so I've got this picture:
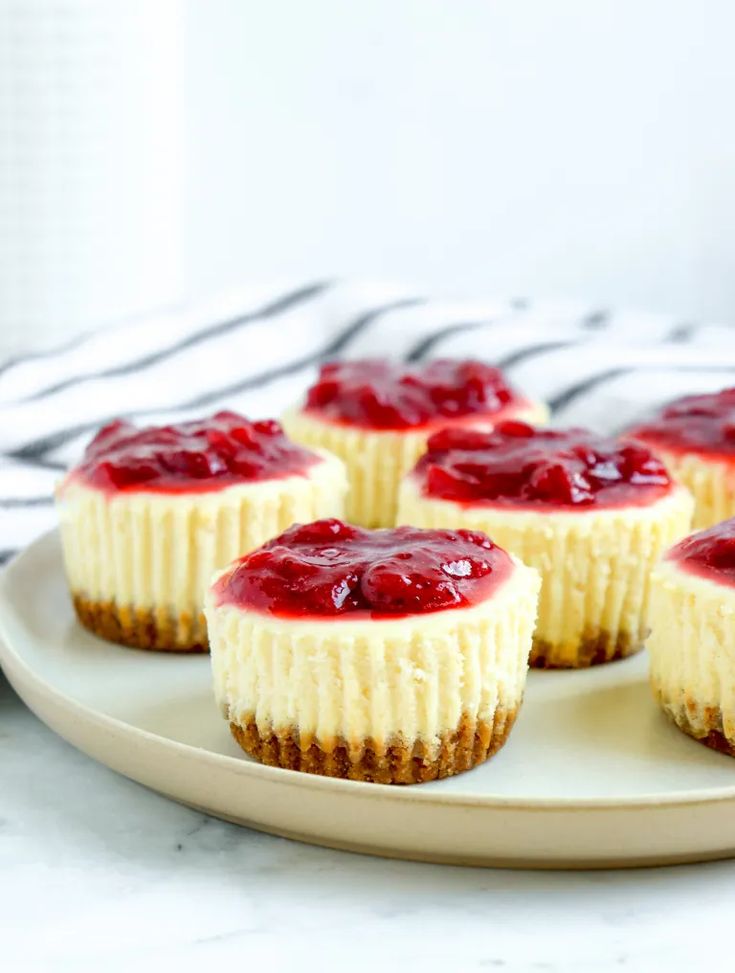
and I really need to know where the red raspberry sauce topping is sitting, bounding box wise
[667,518,735,587]
[629,387,735,459]
[71,412,319,493]
[303,358,522,430]
[214,519,512,618]
[413,421,672,509]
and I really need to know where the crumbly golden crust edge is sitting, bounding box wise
[72,594,208,653]
[229,708,519,784]
[653,686,735,758]
[530,629,644,669]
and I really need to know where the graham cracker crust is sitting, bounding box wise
[73,594,208,653]
[531,629,644,669]
[653,687,735,757]
[229,708,518,784]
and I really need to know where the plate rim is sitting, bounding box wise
[2,529,735,813]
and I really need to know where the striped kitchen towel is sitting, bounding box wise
[1,279,734,563]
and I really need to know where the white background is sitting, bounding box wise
[2,0,735,354]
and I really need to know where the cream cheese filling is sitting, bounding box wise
[648,558,735,737]
[397,477,694,660]
[206,559,540,747]
[281,399,549,528]
[56,449,348,618]
[644,445,735,530]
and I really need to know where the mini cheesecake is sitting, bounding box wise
[628,387,735,529]
[282,359,548,528]
[205,519,540,783]
[398,422,693,668]
[56,412,347,651]
[648,519,735,755]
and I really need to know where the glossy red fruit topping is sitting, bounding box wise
[214,518,512,618]
[628,387,735,458]
[75,412,318,493]
[303,359,520,430]
[667,518,735,587]
[414,422,671,509]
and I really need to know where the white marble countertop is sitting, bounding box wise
[2,667,732,973]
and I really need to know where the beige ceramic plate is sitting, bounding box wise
[2,531,735,868]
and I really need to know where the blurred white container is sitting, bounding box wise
[0,0,185,354]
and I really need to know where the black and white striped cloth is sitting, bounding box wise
[2,279,734,564]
